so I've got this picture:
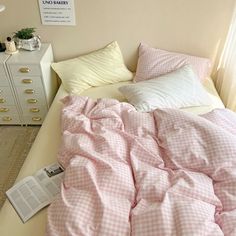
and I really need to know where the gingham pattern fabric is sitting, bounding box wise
[46,96,236,236]
[134,43,211,82]
[201,108,236,136]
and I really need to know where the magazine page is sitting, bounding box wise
[6,176,51,223]
[33,163,64,200]
[6,163,64,223]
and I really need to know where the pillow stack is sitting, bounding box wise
[119,43,212,112]
[52,41,213,113]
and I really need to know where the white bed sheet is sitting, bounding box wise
[0,78,224,236]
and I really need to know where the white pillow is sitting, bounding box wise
[119,65,211,112]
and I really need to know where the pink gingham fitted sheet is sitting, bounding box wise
[46,96,236,236]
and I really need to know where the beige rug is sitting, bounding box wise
[0,126,40,208]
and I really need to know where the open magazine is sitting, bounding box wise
[6,163,64,223]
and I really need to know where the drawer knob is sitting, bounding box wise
[30,108,40,113]
[0,98,5,103]
[32,117,41,121]
[0,107,9,112]
[25,89,35,94]
[22,79,33,84]
[19,67,30,73]
[2,116,12,121]
[27,99,38,104]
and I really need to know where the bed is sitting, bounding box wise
[1,40,236,235]
[0,76,226,235]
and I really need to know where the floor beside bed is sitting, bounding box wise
[0,126,40,208]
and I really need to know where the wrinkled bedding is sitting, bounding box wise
[46,96,236,236]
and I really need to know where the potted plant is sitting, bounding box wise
[13,27,41,51]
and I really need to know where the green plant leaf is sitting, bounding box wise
[13,27,36,40]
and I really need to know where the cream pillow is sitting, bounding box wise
[51,41,133,94]
[119,65,211,112]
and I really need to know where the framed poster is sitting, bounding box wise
[38,0,76,25]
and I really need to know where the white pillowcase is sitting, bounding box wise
[119,65,211,112]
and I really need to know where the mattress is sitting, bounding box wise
[0,78,224,236]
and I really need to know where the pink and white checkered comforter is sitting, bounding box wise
[46,96,236,236]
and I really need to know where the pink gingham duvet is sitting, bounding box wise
[46,96,236,236]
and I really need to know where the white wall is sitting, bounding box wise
[0,0,235,73]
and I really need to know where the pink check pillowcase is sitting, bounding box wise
[134,43,211,82]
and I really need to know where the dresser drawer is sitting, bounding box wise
[0,64,5,75]
[16,86,45,98]
[22,115,45,125]
[21,105,47,115]
[8,64,42,76]
[0,115,21,124]
[12,76,43,87]
[18,93,47,109]
[0,105,18,116]
[0,68,9,86]
[0,87,16,105]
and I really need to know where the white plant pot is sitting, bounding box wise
[15,36,41,51]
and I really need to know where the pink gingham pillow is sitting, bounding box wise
[134,43,211,82]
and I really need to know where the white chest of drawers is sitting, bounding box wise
[0,53,21,124]
[0,43,57,125]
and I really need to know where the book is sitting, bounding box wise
[6,162,64,223]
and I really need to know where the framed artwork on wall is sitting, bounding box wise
[38,0,76,26]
